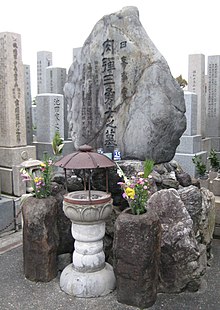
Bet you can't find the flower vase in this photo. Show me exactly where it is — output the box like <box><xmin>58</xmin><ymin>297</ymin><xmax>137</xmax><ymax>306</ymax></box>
<box><xmin>113</xmin><ymin>208</ymin><xmax>161</xmax><ymax>309</ymax></box>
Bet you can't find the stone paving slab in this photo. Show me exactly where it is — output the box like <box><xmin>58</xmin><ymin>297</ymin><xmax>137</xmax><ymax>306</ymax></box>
<box><xmin>0</xmin><ymin>237</ymin><xmax>220</xmax><ymax>309</ymax></box>
<box><xmin>0</xmin><ymin>230</ymin><xmax>22</xmax><ymax>255</ymax></box>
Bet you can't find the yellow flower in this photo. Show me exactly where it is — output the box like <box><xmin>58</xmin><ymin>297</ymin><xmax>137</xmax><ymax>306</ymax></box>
<box><xmin>125</xmin><ymin>187</ymin><xmax>135</xmax><ymax>199</ymax></box>
<box><xmin>34</xmin><ymin>176</ymin><xmax>43</xmax><ymax>183</ymax></box>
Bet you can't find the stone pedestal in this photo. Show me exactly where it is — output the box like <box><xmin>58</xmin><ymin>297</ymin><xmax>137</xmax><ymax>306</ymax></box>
<box><xmin>0</xmin><ymin>145</ymin><xmax>36</xmax><ymax>196</ymax></box>
<box><xmin>60</xmin><ymin>190</ymin><xmax>116</xmax><ymax>297</ymax></box>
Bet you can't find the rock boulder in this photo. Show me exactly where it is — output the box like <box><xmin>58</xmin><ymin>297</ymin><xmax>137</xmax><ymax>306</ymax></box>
<box><xmin>65</xmin><ymin>6</ymin><xmax>186</xmax><ymax>163</ymax></box>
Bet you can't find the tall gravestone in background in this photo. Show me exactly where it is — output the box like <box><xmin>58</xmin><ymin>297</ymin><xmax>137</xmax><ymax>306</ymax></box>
<box><xmin>34</xmin><ymin>94</ymin><xmax>74</xmax><ymax>160</ymax></box>
<box><xmin>0</xmin><ymin>32</ymin><xmax>36</xmax><ymax>195</ymax></box>
<box><xmin>65</xmin><ymin>6</ymin><xmax>186</xmax><ymax>163</ymax></box>
<box><xmin>174</xmin><ymin>91</ymin><xmax>207</xmax><ymax>177</ymax></box>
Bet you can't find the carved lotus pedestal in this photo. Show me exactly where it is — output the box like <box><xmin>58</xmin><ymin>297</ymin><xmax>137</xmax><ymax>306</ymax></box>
<box><xmin>60</xmin><ymin>190</ymin><xmax>116</xmax><ymax>297</ymax></box>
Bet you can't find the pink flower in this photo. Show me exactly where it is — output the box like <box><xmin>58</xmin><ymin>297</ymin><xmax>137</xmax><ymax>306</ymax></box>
<box><xmin>117</xmin><ymin>182</ymin><xmax>125</xmax><ymax>185</ymax></box>
<box><xmin>122</xmin><ymin>192</ymin><xmax>127</xmax><ymax>199</ymax></box>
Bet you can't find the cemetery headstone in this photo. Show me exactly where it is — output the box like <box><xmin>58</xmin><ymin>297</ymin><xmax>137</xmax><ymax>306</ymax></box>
<box><xmin>174</xmin><ymin>91</ymin><xmax>207</xmax><ymax>177</ymax></box>
<box><xmin>0</xmin><ymin>32</ymin><xmax>36</xmax><ymax>195</ymax></box>
<box><xmin>65</xmin><ymin>6</ymin><xmax>186</xmax><ymax>163</ymax></box>
<box><xmin>34</xmin><ymin>94</ymin><xmax>74</xmax><ymax>159</ymax></box>
<box><xmin>205</xmin><ymin>56</ymin><xmax>220</xmax><ymax>157</ymax></box>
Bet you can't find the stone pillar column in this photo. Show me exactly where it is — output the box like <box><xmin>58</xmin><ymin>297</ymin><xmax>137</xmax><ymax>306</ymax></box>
<box><xmin>60</xmin><ymin>190</ymin><xmax>116</xmax><ymax>297</ymax></box>
<box><xmin>22</xmin><ymin>196</ymin><xmax>58</xmax><ymax>282</ymax></box>
<box><xmin>113</xmin><ymin>209</ymin><xmax>161</xmax><ymax>308</ymax></box>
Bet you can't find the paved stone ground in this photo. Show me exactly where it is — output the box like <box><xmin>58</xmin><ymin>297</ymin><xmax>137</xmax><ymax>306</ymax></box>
<box><xmin>0</xmin><ymin>235</ymin><xmax>220</xmax><ymax>310</ymax></box>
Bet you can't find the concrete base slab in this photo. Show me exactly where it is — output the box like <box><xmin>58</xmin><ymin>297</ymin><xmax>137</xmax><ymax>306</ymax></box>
<box><xmin>0</xmin><ymin>230</ymin><xmax>22</xmax><ymax>255</ymax></box>
<box><xmin>174</xmin><ymin>151</ymin><xmax>207</xmax><ymax>178</ymax></box>
<box><xmin>0</xmin><ymin>145</ymin><xmax>36</xmax><ymax>168</ymax></box>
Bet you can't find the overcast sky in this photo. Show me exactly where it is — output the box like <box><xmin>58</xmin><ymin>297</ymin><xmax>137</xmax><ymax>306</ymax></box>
<box><xmin>1</xmin><ymin>0</ymin><xmax>220</xmax><ymax>96</ymax></box>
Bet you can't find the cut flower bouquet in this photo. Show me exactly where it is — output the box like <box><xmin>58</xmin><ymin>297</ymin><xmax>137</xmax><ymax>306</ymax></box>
<box><xmin>20</xmin><ymin>153</ymin><xmax>53</xmax><ymax>199</ymax></box>
<box><xmin>117</xmin><ymin>160</ymin><xmax>155</xmax><ymax>215</ymax></box>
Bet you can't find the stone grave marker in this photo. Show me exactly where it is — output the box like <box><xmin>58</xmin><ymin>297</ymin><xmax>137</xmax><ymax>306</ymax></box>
<box><xmin>34</xmin><ymin>94</ymin><xmax>74</xmax><ymax>159</ymax></box>
<box><xmin>174</xmin><ymin>91</ymin><xmax>207</xmax><ymax>177</ymax></box>
<box><xmin>0</xmin><ymin>32</ymin><xmax>36</xmax><ymax>196</ymax></box>
<box><xmin>65</xmin><ymin>6</ymin><xmax>186</xmax><ymax>163</ymax></box>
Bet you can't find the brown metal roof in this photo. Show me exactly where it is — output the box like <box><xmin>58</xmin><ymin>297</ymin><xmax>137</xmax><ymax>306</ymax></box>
<box><xmin>54</xmin><ymin>144</ymin><xmax>116</xmax><ymax>170</ymax></box>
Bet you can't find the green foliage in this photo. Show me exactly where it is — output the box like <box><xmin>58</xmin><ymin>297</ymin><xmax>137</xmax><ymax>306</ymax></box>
<box><xmin>208</xmin><ymin>149</ymin><xmax>220</xmax><ymax>170</ymax></box>
<box><xmin>192</xmin><ymin>155</ymin><xmax>207</xmax><ymax>177</ymax></box>
<box><xmin>144</xmin><ymin>159</ymin><xmax>155</xmax><ymax>178</ymax></box>
<box><xmin>52</xmin><ymin>131</ymin><xmax>64</xmax><ymax>156</ymax></box>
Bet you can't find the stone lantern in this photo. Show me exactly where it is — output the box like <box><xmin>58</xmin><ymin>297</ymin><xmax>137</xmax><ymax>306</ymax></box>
<box><xmin>54</xmin><ymin>144</ymin><xmax>116</xmax><ymax>297</ymax></box>
<box><xmin>20</xmin><ymin>159</ymin><xmax>43</xmax><ymax>193</ymax></box>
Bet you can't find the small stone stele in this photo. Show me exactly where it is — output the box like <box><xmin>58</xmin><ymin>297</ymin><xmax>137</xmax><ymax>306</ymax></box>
<box><xmin>113</xmin><ymin>208</ymin><xmax>161</xmax><ymax>308</ymax></box>
<box><xmin>22</xmin><ymin>196</ymin><xmax>58</xmax><ymax>282</ymax></box>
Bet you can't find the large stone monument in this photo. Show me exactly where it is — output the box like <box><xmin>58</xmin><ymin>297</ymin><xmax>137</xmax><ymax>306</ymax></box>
<box><xmin>65</xmin><ymin>6</ymin><xmax>186</xmax><ymax>163</ymax></box>
<box><xmin>0</xmin><ymin>32</ymin><xmax>36</xmax><ymax>195</ymax></box>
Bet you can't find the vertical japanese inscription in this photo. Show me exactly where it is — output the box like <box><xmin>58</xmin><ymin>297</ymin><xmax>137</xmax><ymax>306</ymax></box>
<box><xmin>54</xmin><ymin>97</ymin><xmax>61</xmax><ymax>131</ymax></box>
<box><xmin>208</xmin><ymin>63</ymin><xmax>217</xmax><ymax>118</ymax></box>
<box><xmin>102</xmin><ymin>39</ymin><xmax>117</xmax><ymax>148</ymax></box>
<box><xmin>0</xmin><ymin>35</ymin><xmax>7</xmax><ymax>137</ymax></box>
<box><xmin>120</xmin><ymin>41</ymin><xmax>128</xmax><ymax>102</ymax></box>
<box><xmin>81</xmin><ymin>62</ymin><xmax>93</xmax><ymax>138</ymax></box>
<box><xmin>12</xmin><ymin>37</ymin><xmax>21</xmax><ymax>143</ymax></box>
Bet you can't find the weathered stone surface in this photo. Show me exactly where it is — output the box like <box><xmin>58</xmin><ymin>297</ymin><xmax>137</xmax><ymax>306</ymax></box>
<box><xmin>22</xmin><ymin>196</ymin><xmax>58</xmax><ymax>282</ymax></box>
<box><xmin>65</xmin><ymin>6</ymin><xmax>186</xmax><ymax>163</ymax></box>
<box><xmin>178</xmin><ymin>185</ymin><xmax>203</xmax><ymax>235</ymax></box>
<box><xmin>178</xmin><ymin>186</ymin><xmax>215</xmax><ymax>260</ymax></box>
<box><xmin>199</xmin><ymin>188</ymin><xmax>215</xmax><ymax>259</ymax></box>
<box><xmin>113</xmin><ymin>209</ymin><xmax>161</xmax><ymax>308</ymax></box>
<box><xmin>161</xmin><ymin>177</ymin><xmax>179</xmax><ymax>189</ymax></box>
<box><xmin>147</xmin><ymin>189</ymin><xmax>204</xmax><ymax>293</ymax></box>
<box><xmin>55</xmin><ymin>190</ymin><xmax>73</xmax><ymax>255</ymax></box>
<box><xmin>176</xmin><ymin>171</ymin><xmax>192</xmax><ymax>187</ymax></box>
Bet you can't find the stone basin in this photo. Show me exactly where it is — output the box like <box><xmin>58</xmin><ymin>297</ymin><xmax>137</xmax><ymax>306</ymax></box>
<box><xmin>63</xmin><ymin>190</ymin><xmax>113</xmax><ymax>224</ymax></box>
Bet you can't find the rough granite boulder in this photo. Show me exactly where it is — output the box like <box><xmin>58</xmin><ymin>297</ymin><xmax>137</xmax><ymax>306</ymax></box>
<box><xmin>65</xmin><ymin>6</ymin><xmax>186</xmax><ymax>163</ymax></box>
<box><xmin>147</xmin><ymin>189</ymin><xmax>206</xmax><ymax>293</ymax></box>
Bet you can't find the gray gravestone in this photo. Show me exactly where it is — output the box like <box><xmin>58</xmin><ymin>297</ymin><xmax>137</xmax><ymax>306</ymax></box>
<box><xmin>34</xmin><ymin>94</ymin><xmax>74</xmax><ymax>159</ymax></box>
<box><xmin>24</xmin><ymin>64</ymin><xmax>33</xmax><ymax>145</ymax></box>
<box><xmin>0</xmin><ymin>32</ymin><xmax>36</xmax><ymax>196</ymax></box>
<box><xmin>36</xmin><ymin>94</ymin><xmax>64</xmax><ymax>143</ymax></box>
<box><xmin>174</xmin><ymin>91</ymin><xmax>207</xmax><ymax>177</ymax></box>
<box><xmin>65</xmin><ymin>6</ymin><xmax>186</xmax><ymax>163</ymax></box>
